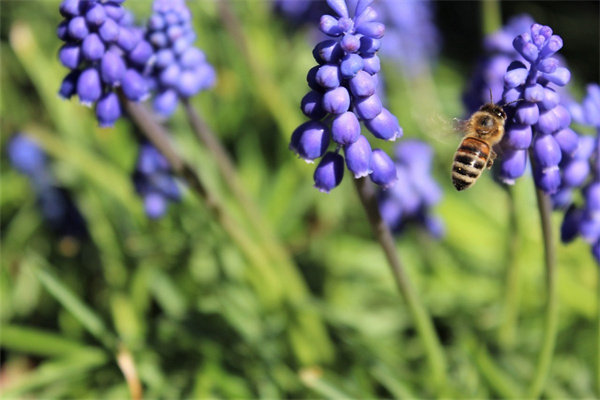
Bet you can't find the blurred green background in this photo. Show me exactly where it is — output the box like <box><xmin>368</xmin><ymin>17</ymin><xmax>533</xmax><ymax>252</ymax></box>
<box><xmin>1</xmin><ymin>0</ymin><xmax>599</xmax><ymax>398</ymax></box>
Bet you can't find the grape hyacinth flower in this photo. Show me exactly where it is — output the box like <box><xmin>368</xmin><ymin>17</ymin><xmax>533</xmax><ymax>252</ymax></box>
<box><xmin>560</xmin><ymin>84</ymin><xmax>600</xmax><ymax>264</ymax></box>
<box><xmin>144</xmin><ymin>0</ymin><xmax>216</xmax><ymax>117</ymax></box>
<box><xmin>378</xmin><ymin>140</ymin><xmax>444</xmax><ymax>238</ymax></box>
<box><xmin>497</xmin><ymin>22</ymin><xmax>574</xmax><ymax>194</ymax></box>
<box><xmin>7</xmin><ymin>134</ymin><xmax>88</xmax><ymax>239</ymax></box>
<box><xmin>376</xmin><ymin>0</ymin><xmax>440</xmax><ymax>78</ymax></box>
<box><xmin>132</xmin><ymin>142</ymin><xmax>181</xmax><ymax>219</ymax></box>
<box><xmin>289</xmin><ymin>0</ymin><xmax>403</xmax><ymax>193</ymax></box>
<box><xmin>463</xmin><ymin>14</ymin><xmax>535</xmax><ymax>114</ymax></box>
<box><xmin>57</xmin><ymin>0</ymin><xmax>152</xmax><ymax>127</ymax></box>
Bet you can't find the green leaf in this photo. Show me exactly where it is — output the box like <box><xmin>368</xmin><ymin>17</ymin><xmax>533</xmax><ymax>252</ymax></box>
<box><xmin>28</xmin><ymin>255</ymin><xmax>117</xmax><ymax>349</ymax></box>
<box><xmin>1</xmin><ymin>324</ymin><xmax>96</xmax><ymax>357</ymax></box>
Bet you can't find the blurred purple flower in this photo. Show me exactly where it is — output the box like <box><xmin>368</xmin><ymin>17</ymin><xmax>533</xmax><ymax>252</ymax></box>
<box><xmin>376</xmin><ymin>0</ymin><xmax>440</xmax><ymax>77</ymax></box>
<box><xmin>132</xmin><ymin>142</ymin><xmax>181</xmax><ymax>219</ymax></box>
<box><xmin>378</xmin><ymin>140</ymin><xmax>444</xmax><ymax>238</ymax></box>
<box><xmin>143</xmin><ymin>0</ymin><xmax>216</xmax><ymax>117</ymax></box>
<box><xmin>7</xmin><ymin>133</ymin><xmax>88</xmax><ymax>239</ymax></box>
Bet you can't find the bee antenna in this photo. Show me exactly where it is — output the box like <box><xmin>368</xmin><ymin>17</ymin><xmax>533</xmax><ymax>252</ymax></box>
<box><xmin>502</xmin><ymin>98</ymin><xmax>524</xmax><ymax>107</ymax></box>
<box><xmin>488</xmin><ymin>88</ymin><xmax>494</xmax><ymax>104</ymax></box>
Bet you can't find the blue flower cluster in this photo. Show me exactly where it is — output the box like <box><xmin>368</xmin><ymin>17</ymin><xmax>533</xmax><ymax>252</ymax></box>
<box><xmin>463</xmin><ymin>14</ymin><xmax>534</xmax><ymax>114</ymax></box>
<box><xmin>498</xmin><ymin>23</ymin><xmax>576</xmax><ymax>194</ymax></box>
<box><xmin>7</xmin><ymin>134</ymin><xmax>88</xmax><ymax>239</ymax></box>
<box><xmin>560</xmin><ymin>84</ymin><xmax>600</xmax><ymax>264</ymax></box>
<box><xmin>132</xmin><ymin>142</ymin><xmax>181</xmax><ymax>219</ymax></box>
<box><xmin>289</xmin><ymin>0</ymin><xmax>402</xmax><ymax>193</ymax></box>
<box><xmin>57</xmin><ymin>0</ymin><xmax>152</xmax><ymax>126</ymax></box>
<box><xmin>378</xmin><ymin>140</ymin><xmax>444</xmax><ymax>238</ymax></box>
<box><xmin>376</xmin><ymin>0</ymin><xmax>440</xmax><ymax>78</ymax></box>
<box><xmin>144</xmin><ymin>0</ymin><xmax>216</xmax><ymax>117</ymax></box>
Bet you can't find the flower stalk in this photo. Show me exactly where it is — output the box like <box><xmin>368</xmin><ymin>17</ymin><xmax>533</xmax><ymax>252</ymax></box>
<box><xmin>526</xmin><ymin>184</ymin><xmax>559</xmax><ymax>398</ymax></box>
<box><xmin>353</xmin><ymin>176</ymin><xmax>447</xmax><ymax>391</ymax></box>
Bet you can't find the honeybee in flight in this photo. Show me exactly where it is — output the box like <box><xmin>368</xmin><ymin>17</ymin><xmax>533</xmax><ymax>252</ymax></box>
<box><xmin>451</xmin><ymin>93</ymin><xmax>519</xmax><ymax>191</ymax></box>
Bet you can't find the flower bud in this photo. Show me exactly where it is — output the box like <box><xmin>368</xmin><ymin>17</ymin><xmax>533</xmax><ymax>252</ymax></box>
<box><xmin>322</xmin><ymin>87</ymin><xmax>350</xmax><ymax>114</ymax></box>
<box><xmin>354</xmin><ymin>94</ymin><xmax>382</xmax><ymax>120</ymax></box>
<box><xmin>95</xmin><ymin>92</ymin><xmax>121</xmax><ymax>127</ymax></box>
<box><xmin>77</xmin><ymin>68</ymin><xmax>102</xmax><ymax>106</ymax></box>
<box><xmin>364</xmin><ymin>108</ymin><xmax>402</xmax><ymax>141</ymax></box>
<box><xmin>290</xmin><ymin>120</ymin><xmax>330</xmax><ymax>162</ymax></box>
<box><xmin>349</xmin><ymin>70</ymin><xmax>376</xmax><ymax>97</ymax></box>
<box><xmin>370</xmin><ymin>149</ymin><xmax>397</xmax><ymax>188</ymax></box>
<box><xmin>314</xmin><ymin>152</ymin><xmax>344</xmax><ymax>193</ymax></box>
<box><xmin>344</xmin><ymin>135</ymin><xmax>372</xmax><ymax>178</ymax></box>
<box><xmin>331</xmin><ymin>111</ymin><xmax>360</xmax><ymax>145</ymax></box>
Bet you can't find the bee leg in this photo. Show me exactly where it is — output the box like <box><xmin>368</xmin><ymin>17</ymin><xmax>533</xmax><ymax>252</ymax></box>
<box><xmin>486</xmin><ymin>151</ymin><xmax>497</xmax><ymax>169</ymax></box>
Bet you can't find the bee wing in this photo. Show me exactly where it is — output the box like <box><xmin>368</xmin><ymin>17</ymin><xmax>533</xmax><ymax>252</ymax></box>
<box><xmin>421</xmin><ymin>114</ymin><xmax>467</xmax><ymax>144</ymax></box>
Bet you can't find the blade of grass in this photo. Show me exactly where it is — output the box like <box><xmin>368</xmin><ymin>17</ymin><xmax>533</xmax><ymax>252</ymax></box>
<box><xmin>1</xmin><ymin>325</ymin><xmax>97</xmax><ymax>357</ymax></box>
<box><xmin>27</xmin><ymin>253</ymin><xmax>117</xmax><ymax>350</ymax></box>
<box><xmin>1</xmin><ymin>349</ymin><xmax>109</xmax><ymax>398</ymax></box>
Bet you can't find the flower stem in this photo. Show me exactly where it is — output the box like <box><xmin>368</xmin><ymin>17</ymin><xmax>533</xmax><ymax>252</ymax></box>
<box><xmin>120</xmin><ymin>95</ymin><xmax>282</xmax><ymax>304</ymax></box>
<box><xmin>353</xmin><ymin>177</ymin><xmax>447</xmax><ymax>391</ymax></box>
<box><xmin>597</xmin><ymin>266</ymin><xmax>600</xmax><ymax>398</ymax></box>
<box><xmin>498</xmin><ymin>186</ymin><xmax>522</xmax><ymax>348</ymax></box>
<box><xmin>526</xmin><ymin>186</ymin><xmax>559</xmax><ymax>398</ymax></box>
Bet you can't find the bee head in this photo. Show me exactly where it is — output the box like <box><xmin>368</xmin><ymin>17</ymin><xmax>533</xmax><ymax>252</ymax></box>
<box><xmin>479</xmin><ymin>103</ymin><xmax>507</xmax><ymax>120</ymax></box>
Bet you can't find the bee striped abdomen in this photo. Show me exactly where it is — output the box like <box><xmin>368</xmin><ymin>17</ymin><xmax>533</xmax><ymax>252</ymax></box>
<box><xmin>452</xmin><ymin>137</ymin><xmax>489</xmax><ymax>191</ymax></box>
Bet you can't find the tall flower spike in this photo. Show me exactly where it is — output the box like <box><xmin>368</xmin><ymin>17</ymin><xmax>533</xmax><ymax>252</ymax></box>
<box><xmin>290</xmin><ymin>0</ymin><xmax>403</xmax><ymax>192</ymax></box>
<box><xmin>463</xmin><ymin>14</ymin><xmax>535</xmax><ymax>114</ymax></box>
<box><xmin>375</xmin><ymin>0</ymin><xmax>440</xmax><ymax>78</ymax></box>
<box><xmin>497</xmin><ymin>22</ymin><xmax>573</xmax><ymax>195</ymax></box>
<box><xmin>378</xmin><ymin>140</ymin><xmax>444</xmax><ymax>238</ymax></box>
<box><xmin>57</xmin><ymin>0</ymin><xmax>152</xmax><ymax>127</ymax></box>
<box><xmin>559</xmin><ymin>84</ymin><xmax>600</xmax><ymax>264</ymax></box>
<box><xmin>132</xmin><ymin>142</ymin><xmax>182</xmax><ymax>219</ymax></box>
<box><xmin>143</xmin><ymin>0</ymin><xmax>216</xmax><ymax>117</ymax></box>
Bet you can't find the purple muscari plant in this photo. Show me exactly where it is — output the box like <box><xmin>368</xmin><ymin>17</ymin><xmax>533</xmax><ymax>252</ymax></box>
<box><xmin>144</xmin><ymin>0</ymin><xmax>216</xmax><ymax>117</ymax></box>
<box><xmin>378</xmin><ymin>140</ymin><xmax>444</xmax><ymax>238</ymax></box>
<box><xmin>7</xmin><ymin>134</ymin><xmax>88</xmax><ymax>239</ymax></box>
<box><xmin>463</xmin><ymin>14</ymin><xmax>535</xmax><ymax>114</ymax></box>
<box><xmin>290</xmin><ymin>0</ymin><xmax>402</xmax><ymax>193</ymax></box>
<box><xmin>376</xmin><ymin>0</ymin><xmax>440</xmax><ymax>78</ymax></box>
<box><xmin>560</xmin><ymin>84</ymin><xmax>600</xmax><ymax>264</ymax></box>
<box><xmin>273</xmin><ymin>0</ymin><xmax>330</xmax><ymax>26</ymax></box>
<box><xmin>132</xmin><ymin>142</ymin><xmax>181</xmax><ymax>219</ymax></box>
<box><xmin>497</xmin><ymin>22</ymin><xmax>574</xmax><ymax>195</ymax></box>
<box><xmin>57</xmin><ymin>0</ymin><xmax>152</xmax><ymax>127</ymax></box>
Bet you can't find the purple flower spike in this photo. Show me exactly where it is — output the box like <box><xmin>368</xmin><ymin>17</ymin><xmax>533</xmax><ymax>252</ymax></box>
<box><xmin>290</xmin><ymin>0</ymin><xmax>404</xmax><ymax>191</ymax></box>
<box><xmin>370</xmin><ymin>149</ymin><xmax>397</xmax><ymax>188</ymax></box>
<box><xmin>121</xmin><ymin>69</ymin><xmax>148</xmax><ymax>101</ymax></box>
<box><xmin>133</xmin><ymin>142</ymin><xmax>180</xmax><ymax>219</ymax></box>
<box><xmin>377</xmin><ymin>140</ymin><xmax>443</xmax><ymax>237</ymax></box>
<box><xmin>314</xmin><ymin>152</ymin><xmax>345</xmax><ymax>193</ymax></box>
<box><xmin>496</xmin><ymin>21</ymin><xmax>575</xmax><ymax>195</ymax></box>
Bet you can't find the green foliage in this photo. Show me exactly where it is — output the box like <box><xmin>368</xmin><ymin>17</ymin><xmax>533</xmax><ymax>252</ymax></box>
<box><xmin>1</xmin><ymin>1</ymin><xmax>598</xmax><ymax>398</ymax></box>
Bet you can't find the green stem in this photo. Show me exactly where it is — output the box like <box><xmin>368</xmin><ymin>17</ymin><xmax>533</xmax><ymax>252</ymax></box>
<box><xmin>353</xmin><ymin>177</ymin><xmax>447</xmax><ymax>391</ymax></box>
<box><xmin>526</xmin><ymin>187</ymin><xmax>559</xmax><ymax>398</ymax></box>
<box><xmin>481</xmin><ymin>0</ymin><xmax>502</xmax><ymax>36</ymax></box>
<box><xmin>597</xmin><ymin>266</ymin><xmax>600</xmax><ymax>398</ymax></box>
<box><xmin>498</xmin><ymin>186</ymin><xmax>521</xmax><ymax>348</ymax></box>
<box><xmin>182</xmin><ymin>100</ymin><xmax>334</xmax><ymax>363</ymax></box>
<box><xmin>120</xmin><ymin>95</ymin><xmax>283</xmax><ymax>305</ymax></box>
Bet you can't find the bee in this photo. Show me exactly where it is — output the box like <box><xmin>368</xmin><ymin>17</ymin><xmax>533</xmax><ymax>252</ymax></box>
<box><xmin>451</xmin><ymin>94</ymin><xmax>518</xmax><ymax>191</ymax></box>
